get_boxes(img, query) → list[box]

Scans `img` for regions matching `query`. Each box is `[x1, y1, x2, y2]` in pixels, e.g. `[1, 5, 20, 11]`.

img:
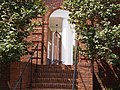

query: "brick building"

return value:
[0, 0, 119, 90]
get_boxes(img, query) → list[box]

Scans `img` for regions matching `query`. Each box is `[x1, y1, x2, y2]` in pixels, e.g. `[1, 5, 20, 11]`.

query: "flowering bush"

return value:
[64, 0, 120, 65]
[0, 0, 46, 62]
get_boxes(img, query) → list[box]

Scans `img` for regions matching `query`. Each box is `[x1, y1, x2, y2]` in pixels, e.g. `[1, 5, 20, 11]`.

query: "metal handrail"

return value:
[13, 44, 39, 90]
[72, 44, 79, 90]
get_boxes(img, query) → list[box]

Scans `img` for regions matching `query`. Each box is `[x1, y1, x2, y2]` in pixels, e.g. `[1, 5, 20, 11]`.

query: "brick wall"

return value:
[10, 62, 31, 90]
[19, 0, 64, 64]
[77, 59, 93, 90]
[44, 0, 63, 10]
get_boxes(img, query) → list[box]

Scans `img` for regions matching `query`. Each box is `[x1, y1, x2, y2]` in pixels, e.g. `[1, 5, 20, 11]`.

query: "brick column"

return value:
[77, 60, 93, 90]
[42, 18, 49, 64]
[10, 62, 30, 90]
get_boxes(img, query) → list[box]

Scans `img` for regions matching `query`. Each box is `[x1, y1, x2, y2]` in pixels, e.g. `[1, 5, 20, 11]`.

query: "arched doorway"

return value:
[47, 9, 75, 65]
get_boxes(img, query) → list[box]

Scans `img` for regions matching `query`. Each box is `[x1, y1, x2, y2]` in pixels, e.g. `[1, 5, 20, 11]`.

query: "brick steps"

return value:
[30, 65, 76, 89]
[24, 88, 71, 90]
[34, 69, 74, 73]
[33, 78, 72, 83]
[32, 83, 72, 89]
[34, 65, 74, 69]
[33, 73, 73, 78]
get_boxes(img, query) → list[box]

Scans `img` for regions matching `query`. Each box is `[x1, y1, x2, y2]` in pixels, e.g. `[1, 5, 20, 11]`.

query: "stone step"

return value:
[32, 78, 73, 83]
[25, 88, 72, 90]
[32, 83, 72, 89]
[29, 65, 77, 89]
[33, 73, 73, 78]
[35, 65, 74, 70]
[33, 68, 74, 73]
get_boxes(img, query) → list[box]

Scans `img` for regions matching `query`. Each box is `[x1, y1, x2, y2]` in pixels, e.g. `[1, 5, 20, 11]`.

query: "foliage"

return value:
[64, 0, 120, 65]
[0, 0, 46, 62]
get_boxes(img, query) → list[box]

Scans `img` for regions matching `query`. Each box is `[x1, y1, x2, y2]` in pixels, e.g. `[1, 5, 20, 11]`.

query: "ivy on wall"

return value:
[64, 0, 120, 65]
[0, 0, 46, 62]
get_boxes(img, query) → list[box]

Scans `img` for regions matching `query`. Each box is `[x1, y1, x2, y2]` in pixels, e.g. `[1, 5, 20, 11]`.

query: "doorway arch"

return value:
[48, 9, 75, 65]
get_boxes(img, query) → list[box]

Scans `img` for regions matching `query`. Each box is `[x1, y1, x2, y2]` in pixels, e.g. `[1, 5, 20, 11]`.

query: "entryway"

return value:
[48, 9, 75, 65]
